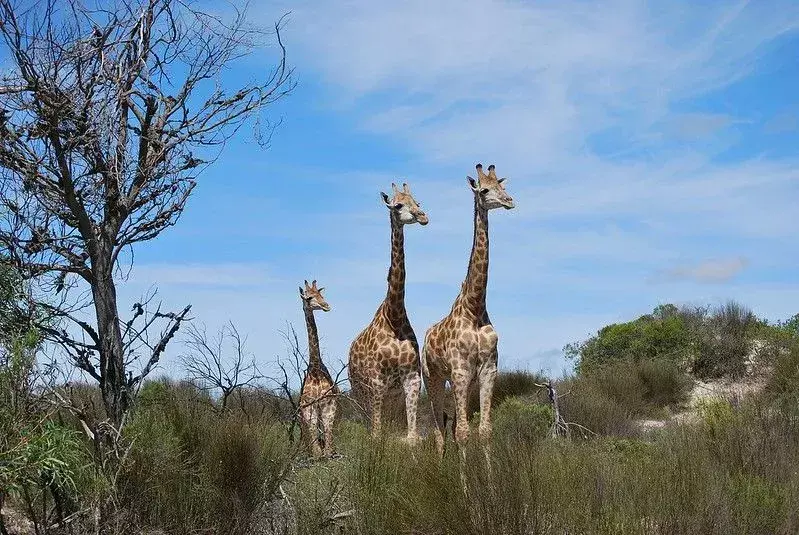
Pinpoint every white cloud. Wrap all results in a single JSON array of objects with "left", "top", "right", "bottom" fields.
[
  {"left": 658, "top": 257, "right": 749, "bottom": 284},
  {"left": 118, "top": 0, "right": 799, "bottom": 379},
  {"left": 275, "top": 0, "right": 799, "bottom": 167}
]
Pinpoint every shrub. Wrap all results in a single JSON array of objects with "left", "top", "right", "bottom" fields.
[
  {"left": 557, "top": 376, "right": 634, "bottom": 437},
  {"left": 636, "top": 358, "right": 692, "bottom": 408},
  {"left": 492, "top": 397, "right": 553, "bottom": 444},
  {"left": 690, "top": 301, "right": 756, "bottom": 379},
  {"left": 566, "top": 304, "right": 692, "bottom": 373},
  {"left": 468, "top": 370, "right": 548, "bottom": 416},
  {"left": 777, "top": 313, "right": 799, "bottom": 338},
  {"left": 765, "top": 340, "right": 799, "bottom": 404},
  {"left": 560, "top": 358, "right": 691, "bottom": 433},
  {"left": 118, "top": 381, "right": 295, "bottom": 534}
]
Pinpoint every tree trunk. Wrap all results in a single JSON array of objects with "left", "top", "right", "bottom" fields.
[{"left": 91, "top": 257, "right": 127, "bottom": 426}]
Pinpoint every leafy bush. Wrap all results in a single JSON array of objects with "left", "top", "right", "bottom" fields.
[
  {"left": 557, "top": 376, "right": 634, "bottom": 437},
  {"left": 557, "top": 358, "right": 691, "bottom": 436},
  {"left": 0, "top": 324, "right": 94, "bottom": 533},
  {"left": 776, "top": 313, "right": 799, "bottom": 338},
  {"left": 568, "top": 300, "right": 769, "bottom": 381},
  {"left": 118, "top": 381, "right": 295, "bottom": 534},
  {"left": 566, "top": 303, "right": 692, "bottom": 373},
  {"left": 636, "top": 358, "right": 693, "bottom": 408},
  {"left": 492, "top": 397, "right": 553, "bottom": 444},
  {"left": 468, "top": 370, "right": 548, "bottom": 417},
  {"left": 690, "top": 301, "right": 756, "bottom": 379},
  {"left": 765, "top": 340, "right": 799, "bottom": 405}
]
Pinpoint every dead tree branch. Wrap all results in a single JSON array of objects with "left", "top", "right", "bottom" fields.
[
  {"left": 0, "top": 0, "right": 294, "bottom": 424},
  {"left": 180, "top": 320, "right": 264, "bottom": 409}
]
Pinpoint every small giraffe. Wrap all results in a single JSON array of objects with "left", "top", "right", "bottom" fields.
[
  {"left": 422, "top": 164, "right": 515, "bottom": 455},
  {"left": 348, "top": 182, "right": 429, "bottom": 443},
  {"left": 298, "top": 279, "right": 339, "bottom": 458}
]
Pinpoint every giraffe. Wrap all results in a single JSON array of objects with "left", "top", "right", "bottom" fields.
[
  {"left": 298, "top": 279, "right": 339, "bottom": 458},
  {"left": 422, "top": 163, "right": 515, "bottom": 455},
  {"left": 348, "top": 182, "right": 429, "bottom": 443}
]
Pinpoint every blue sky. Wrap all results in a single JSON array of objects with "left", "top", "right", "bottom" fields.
[{"left": 114, "top": 0, "right": 799, "bottom": 380}]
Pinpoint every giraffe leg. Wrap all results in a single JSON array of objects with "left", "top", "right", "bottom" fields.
[
  {"left": 320, "top": 396, "right": 337, "bottom": 457},
  {"left": 370, "top": 383, "right": 387, "bottom": 439},
  {"left": 402, "top": 371, "right": 422, "bottom": 444},
  {"left": 478, "top": 357, "right": 498, "bottom": 442},
  {"left": 424, "top": 372, "right": 447, "bottom": 456},
  {"left": 300, "top": 402, "right": 322, "bottom": 458},
  {"left": 452, "top": 367, "right": 474, "bottom": 449}
]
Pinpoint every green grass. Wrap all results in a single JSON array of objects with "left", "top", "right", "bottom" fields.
[{"left": 5, "top": 355, "right": 799, "bottom": 534}]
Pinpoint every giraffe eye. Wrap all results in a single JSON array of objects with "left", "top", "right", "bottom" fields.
[{"left": 393, "top": 203, "right": 404, "bottom": 210}]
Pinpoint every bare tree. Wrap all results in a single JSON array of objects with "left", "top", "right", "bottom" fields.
[
  {"left": 180, "top": 321, "right": 263, "bottom": 409},
  {"left": 0, "top": 0, "right": 294, "bottom": 425}
]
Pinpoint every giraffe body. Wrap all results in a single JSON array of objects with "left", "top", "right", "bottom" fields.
[
  {"left": 348, "top": 183, "right": 428, "bottom": 442},
  {"left": 298, "top": 280, "right": 339, "bottom": 458},
  {"left": 422, "top": 164, "right": 514, "bottom": 455}
]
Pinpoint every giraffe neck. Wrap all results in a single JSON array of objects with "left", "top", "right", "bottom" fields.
[
  {"left": 384, "top": 212, "right": 408, "bottom": 324},
  {"left": 459, "top": 196, "right": 489, "bottom": 318},
  {"left": 303, "top": 304, "right": 322, "bottom": 369}
]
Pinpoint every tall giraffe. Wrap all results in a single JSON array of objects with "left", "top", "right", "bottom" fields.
[
  {"left": 422, "top": 164, "right": 515, "bottom": 455},
  {"left": 348, "top": 182, "right": 428, "bottom": 442},
  {"left": 298, "top": 279, "right": 338, "bottom": 458}
]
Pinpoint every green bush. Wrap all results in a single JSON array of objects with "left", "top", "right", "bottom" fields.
[
  {"left": 558, "top": 376, "right": 634, "bottom": 437},
  {"left": 567, "top": 300, "right": 773, "bottom": 381},
  {"left": 468, "top": 370, "right": 548, "bottom": 417},
  {"left": 690, "top": 301, "right": 756, "bottom": 379},
  {"left": 492, "top": 397, "right": 553, "bottom": 444},
  {"left": 0, "top": 330, "right": 94, "bottom": 532},
  {"left": 765, "top": 340, "right": 799, "bottom": 405},
  {"left": 566, "top": 303, "right": 692, "bottom": 373},
  {"left": 119, "top": 381, "right": 295, "bottom": 534},
  {"left": 556, "top": 359, "right": 691, "bottom": 436},
  {"left": 636, "top": 358, "right": 692, "bottom": 408}
]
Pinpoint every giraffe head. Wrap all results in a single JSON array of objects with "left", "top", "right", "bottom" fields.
[
  {"left": 467, "top": 164, "right": 515, "bottom": 210},
  {"left": 299, "top": 280, "right": 331, "bottom": 312},
  {"left": 380, "top": 182, "right": 429, "bottom": 226}
]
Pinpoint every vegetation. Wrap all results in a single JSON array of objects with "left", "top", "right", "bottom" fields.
[
  {"left": 566, "top": 301, "right": 782, "bottom": 379},
  {"left": 1, "top": 293, "right": 799, "bottom": 533}
]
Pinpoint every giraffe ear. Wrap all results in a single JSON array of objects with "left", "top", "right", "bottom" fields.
[
  {"left": 317, "top": 287, "right": 325, "bottom": 293},
  {"left": 298, "top": 286, "right": 305, "bottom": 297},
  {"left": 497, "top": 177, "right": 506, "bottom": 184},
  {"left": 467, "top": 176, "right": 479, "bottom": 191},
  {"left": 380, "top": 192, "right": 391, "bottom": 206}
]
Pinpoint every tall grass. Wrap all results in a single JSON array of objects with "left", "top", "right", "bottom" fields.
[
  {"left": 6, "top": 358, "right": 799, "bottom": 534},
  {"left": 289, "top": 393, "right": 799, "bottom": 534},
  {"left": 111, "top": 378, "right": 296, "bottom": 534},
  {"left": 558, "top": 358, "right": 691, "bottom": 436}
]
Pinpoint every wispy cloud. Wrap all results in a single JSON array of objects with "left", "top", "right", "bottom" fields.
[
  {"left": 656, "top": 257, "right": 750, "bottom": 284},
  {"left": 132, "top": 0, "right": 799, "bottom": 376}
]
